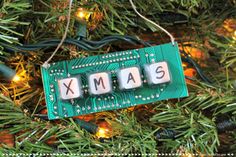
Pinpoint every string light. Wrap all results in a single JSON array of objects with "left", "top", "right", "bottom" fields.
[
  {"left": 96, "top": 127, "right": 110, "bottom": 138},
  {"left": 75, "top": 119, "right": 112, "bottom": 139},
  {"left": 0, "top": 64, "right": 18, "bottom": 82},
  {"left": 95, "top": 121, "right": 113, "bottom": 138},
  {"left": 232, "top": 30, "right": 236, "bottom": 40},
  {"left": 12, "top": 75, "right": 21, "bottom": 82},
  {"left": 75, "top": 8, "right": 91, "bottom": 21},
  {"left": 77, "top": 10, "right": 85, "bottom": 19},
  {"left": 1, "top": 57, "right": 35, "bottom": 106},
  {"left": 185, "top": 153, "right": 193, "bottom": 157}
]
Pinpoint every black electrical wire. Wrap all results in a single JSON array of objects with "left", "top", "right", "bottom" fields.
[
  {"left": 0, "top": 35, "right": 209, "bottom": 83},
  {"left": 155, "top": 129, "right": 176, "bottom": 139},
  {"left": 0, "top": 35, "right": 150, "bottom": 51},
  {"left": 179, "top": 42, "right": 212, "bottom": 84},
  {"left": 155, "top": 119, "right": 236, "bottom": 140},
  {"left": 217, "top": 120, "right": 236, "bottom": 133},
  {"left": 181, "top": 50, "right": 212, "bottom": 84},
  {"left": 33, "top": 113, "right": 98, "bottom": 134}
]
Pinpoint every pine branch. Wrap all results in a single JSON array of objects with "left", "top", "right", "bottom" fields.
[
  {"left": 0, "top": 0, "right": 31, "bottom": 46},
  {"left": 150, "top": 103, "right": 219, "bottom": 154},
  {"left": 0, "top": 0, "right": 236, "bottom": 155}
]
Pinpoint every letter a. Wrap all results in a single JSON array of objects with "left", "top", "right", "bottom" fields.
[{"left": 127, "top": 72, "right": 136, "bottom": 84}]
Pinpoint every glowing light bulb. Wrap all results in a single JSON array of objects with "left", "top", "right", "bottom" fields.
[
  {"left": 96, "top": 127, "right": 109, "bottom": 138},
  {"left": 187, "top": 153, "right": 193, "bottom": 157},
  {"left": 77, "top": 11, "right": 85, "bottom": 19},
  {"left": 233, "top": 30, "right": 236, "bottom": 40},
  {"left": 12, "top": 75, "right": 21, "bottom": 82},
  {"left": 75, "top": 8, "right": 91, "bottom": 21}
]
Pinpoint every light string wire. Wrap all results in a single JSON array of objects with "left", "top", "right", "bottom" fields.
[
  {"left": 42, "top": 0, "right": 73, "bottom": 68},
  {"left": 129, "top": 0, "right": 175, "bottom": 45},
  {"left": 0, "top": 36, "right": 210, "bottom": 83},
  {"left": 42, "top": 0, "right": 174, "bottom": 67}
]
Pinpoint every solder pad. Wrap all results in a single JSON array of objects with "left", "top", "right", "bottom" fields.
[{"left": 41, "top": 42, "right": 188, "bottom": 120}]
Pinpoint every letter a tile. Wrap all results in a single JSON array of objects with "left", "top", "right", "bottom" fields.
[{"left": 117, "top": 66, "right": 142, "bottom": 90}]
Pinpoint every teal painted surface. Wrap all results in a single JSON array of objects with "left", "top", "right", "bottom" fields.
[{"left": 41, "top": 42, "right": 188, "bottom": 120}]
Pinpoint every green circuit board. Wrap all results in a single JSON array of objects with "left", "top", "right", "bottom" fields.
[{"left": 41, "top": 42, "right": 188, "bottom": 120}]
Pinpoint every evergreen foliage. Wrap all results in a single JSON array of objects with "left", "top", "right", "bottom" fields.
[{"left": 0, "top": 0, "right": 236, "bottom": 156}]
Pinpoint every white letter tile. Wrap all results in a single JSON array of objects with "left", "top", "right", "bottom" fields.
[
  {"left": 88, "top": 72, "right": 112, "bottom": 95},
  {"left": 144, "top": 61, "right": 171, "bottom": 85},
  {"left": 58, "top": 77, "right": 82, "bottom": 100},
  {"left": 117, "top": 66, "right": 142, "bottom": 90}
]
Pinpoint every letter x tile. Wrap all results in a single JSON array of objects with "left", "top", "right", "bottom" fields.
[{"left": 58, "top": 77, "right": 82, "bottom": 100}]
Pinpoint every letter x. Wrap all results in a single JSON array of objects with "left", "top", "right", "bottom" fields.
[{"left": 63, "top": 79, "right": 74, "bottom": 95}]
